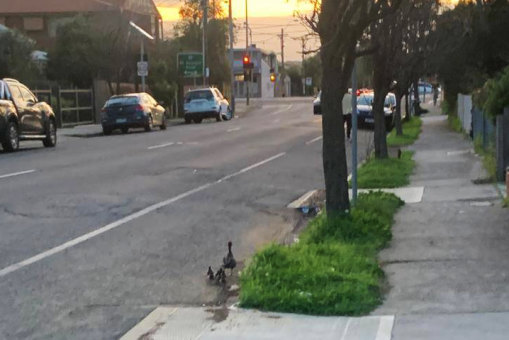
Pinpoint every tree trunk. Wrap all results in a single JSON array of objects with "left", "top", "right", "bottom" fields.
[
  {"left": 395, "top": 90, "right": 403, "bottom": 135},
  {"left": 412, "top": 79, "right": 420, "bottom": 115},
  {"left": 320, "top": 53, "right": 350, "bottom": 213},
  {"left": 404, "top": 92, "right": 411, "bottom": 122},
  {"left": 373, "top": 90, "right": 389, "bottom": 159}
]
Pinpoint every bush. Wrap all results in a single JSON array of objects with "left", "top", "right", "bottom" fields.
[
  {"left": 239, "top": 192, "right": 404, "bottom": 316},
  {"left": 483, "top": 66, "right": 509, "bottom": 117}
]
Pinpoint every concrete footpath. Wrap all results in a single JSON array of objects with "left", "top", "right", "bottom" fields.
[
  {"left": 120, "top": 306, "right": 394, "bottom": 340},
  {"left": 375, "top": 108, "right": 509, "bottom": 339}
]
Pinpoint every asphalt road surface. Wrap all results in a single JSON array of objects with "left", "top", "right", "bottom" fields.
[{"left": 0, "top": 97, "right": 373, "bottom": 339}]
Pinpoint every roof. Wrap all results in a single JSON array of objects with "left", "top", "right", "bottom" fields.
[{"left": 0, "top": 0, "right": 160, "bottom": 17}]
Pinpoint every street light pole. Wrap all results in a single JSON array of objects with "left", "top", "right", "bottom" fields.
[
  {"left": 245, "top": 0, "right": 250, "bottom": 106},
  {"left": 229, "top": 0, "right": 235, "bottom": 116},
  {"left": 351, "top": 59, "right": 358, "bottom": 205},
  {"left": 140, "top": 38, "right": 145, "bottom": 92},
  {"left": 202, "top": 0, "right": 208, "bottom": 86}
]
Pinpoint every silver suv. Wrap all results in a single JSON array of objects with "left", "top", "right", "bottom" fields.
[{"left": 183, "top": 88, "right": 232, "bottom": 124}]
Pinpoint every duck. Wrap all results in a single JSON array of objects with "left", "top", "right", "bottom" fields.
[{"left": 223, "top": 241, "right": 237, "bottom": 276}]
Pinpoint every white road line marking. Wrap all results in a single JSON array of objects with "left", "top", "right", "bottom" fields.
[
  {"left": 339, "top": 318, "right": 352, "bottom": 340},
  {"left": 0, "top": 169, "right": 36, "bottom": 180},
  {"left": 375, "top": 315, "right": 395, "bottom": 340},
  {"left": 147, "top": 142, "right": 174, "bottom": 150},
  {"left": 227, "top": 127, "right": 241, "bottom": 132},
  {"left": 0, "top": 152, "right": 286, "bottom": 278},
  {"left": 305, "top": 136, "right": 323, "bottom": 145},
  {"left": 271, "top": 104, "right": 293, "bottom": 115}
]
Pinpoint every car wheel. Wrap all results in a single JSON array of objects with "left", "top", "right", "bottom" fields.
[
  {"left": 2, "top": 121, "right": 19, "bottom": 152},
  {"left": 222, "top": 107, "right": 232, "bottom": 121},
  {"left": 103, "top": 127, "right": 112, "bottom": 135},
  {"left": 193, "top": 118, "right": 203, "bottom": 124},
  {"left": 160, "top": 115, "right": 167, "bottom": 130},
  {"left": 145, "top": 116, "right": 153, "bottom": 132},
  {"left": 43, "top": 119, "right": 57, "bottom": 147},
  {"left": 184, "top": 117, "right": 191, "bottom": 124},
  {"left": 121, "top": 127, "right": 129, "bottom": 134}
]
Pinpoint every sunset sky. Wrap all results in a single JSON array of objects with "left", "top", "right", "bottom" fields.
[
  {"left": 156, "top": 0, "right": 313, "bottom": 22},
  {"left": 155, "top": 0, "right": 460, "bottom": 61}
]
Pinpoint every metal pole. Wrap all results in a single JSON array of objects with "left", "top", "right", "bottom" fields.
[
  {"left": 229, "top": 0, "right": 235, "bottom": 116},
  {"left": 351, "top": 60, "right": 358, "bottom": 205},
  {"left": 141, "top": 39, "right": 145, "bottom": 92},
  {"left": 202, "top": 0, "right": 208, "bottom": 86},
  {"left": 245, "top": 0, "right": 250, "bottom": 106}
]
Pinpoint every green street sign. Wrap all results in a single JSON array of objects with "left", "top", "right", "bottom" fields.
[{"left": 178, "top": 53, "right": 203, "bottom": 78}]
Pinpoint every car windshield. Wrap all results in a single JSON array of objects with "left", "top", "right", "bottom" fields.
[
  {"left": 185, "top": 90, "right": 214, "bottom": 103},
  {"left": 358, "top": 94, "right": 374, "bottom": 106},
  {"left": 106, "top": 96, "right": 139, "bottom": 107}
]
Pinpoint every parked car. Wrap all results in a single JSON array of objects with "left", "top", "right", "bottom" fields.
[
  {"left": 357, "top": 93, "right": 395, "bottom": 130},
  {"left": 101, "top": 93, "right": 166, "bottom": 135},
  {"left": 0, "top": 78, "right": 57, "bottom": 152},
  {"left": 183, "top": 88, "right": 232, "bottom": 124}
]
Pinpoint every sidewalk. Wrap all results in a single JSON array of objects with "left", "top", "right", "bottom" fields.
[
  {"left": 120, "top": 306, "right": 394, "bottom": 340},
  {"left": 375, "top": 105, "right": 509, "bottom": 339}
]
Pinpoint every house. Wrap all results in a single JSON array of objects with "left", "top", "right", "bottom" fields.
[
  {"left": 231, "top": 45, "right": 281, "bottom": 99},
  {"left": 0, "top": 0, "right": 162, "bottom": 50}
]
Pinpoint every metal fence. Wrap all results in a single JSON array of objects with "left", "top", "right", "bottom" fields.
[
  {"left": 33, "top": 87, "right": 95, "bottom": 128},
  {"left": 58, "top": 88, "right": 94, "bottom": 127},
  {"left": 472, "top": 107, "right": 496, "bottom": 150}
]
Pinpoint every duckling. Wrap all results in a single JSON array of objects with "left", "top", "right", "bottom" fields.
[{"left": 207, "top": 266, "right": 215, "bottom": 281}]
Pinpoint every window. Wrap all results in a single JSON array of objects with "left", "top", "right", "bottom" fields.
[
  {"left": 23, "top": 17, "right": 44, "bottom": 31},
  {"left": 9, "top": 86, "right": 25, "bottom": 106},
  {"left": 19, "top": 86, "right": 37, "bottom": 103}
]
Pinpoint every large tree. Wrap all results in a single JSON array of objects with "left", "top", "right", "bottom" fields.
[
  {"left": 303, "top": 0, "right": 402, "bottom": 213},
  {"left": 0, "top": 29, "right": 40, "bottom": 83},
  {"left": 371, "top": 0, "right": 439, "bottom": 157},
  {"left": 47, "top": 15, "right": 134, "bottom": 92}
]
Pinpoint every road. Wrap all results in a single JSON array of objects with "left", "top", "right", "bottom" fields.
[{"left": 0, "top": 97, "right": 373, "bottom": 339}]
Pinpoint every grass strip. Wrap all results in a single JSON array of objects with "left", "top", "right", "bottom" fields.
[
  {"left": 387, "top": 117, "right": 422, "bottom": 147},
  {"left": 355, "top": 151, "right": 415, "bottom": 189},
  {"left": 239, "top": 191, "right": 404, "bottom": 316}
]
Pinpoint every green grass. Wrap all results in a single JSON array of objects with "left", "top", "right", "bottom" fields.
[
  {"left": 474, "top": 137, "right": 497, "bottom": 180},
  {"left": 503, "top": 197, "right": 509, "bottom": 208},
  {"left": 387, "top": 117, "right": 422, "bottom": 147},
  {"left": 448, "top": 114, "right": 463, "bottom": 133},
  {"left": 355, "top": 151, "right": 415, "bottom": 189},
  {"left": 239, "top": 192, "right": 404, "bottom": 316}
]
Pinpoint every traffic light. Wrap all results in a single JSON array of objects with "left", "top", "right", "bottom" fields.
[
  {"left": 243, "top": 55, "right": 250, "bottom": 66},
  {"left": 243, "top": 55, "right": 254, "bottom": 70}
]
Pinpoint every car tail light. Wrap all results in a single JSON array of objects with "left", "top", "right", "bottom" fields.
[{"left": 135, "top": 104, "right": 144, "bottom": 112}]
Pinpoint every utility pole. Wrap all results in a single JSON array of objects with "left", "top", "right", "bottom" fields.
[
  {"left": 228, "top": 0, "right": 235, "bottom": 116},
  {"left": 279, "top": 28, "right": 285, "bottom": 97},
  {"left": 351, "top": 60, "right": 358, "bottom": 205},
  {"left": 202, "top": 0, "right": 208, "bottom": 86},
  {"left": 245, "top": 0, "right": 250, "bottom": 105},
  {"left": 301, "top": 37, "right": 306, "bottom": 96}
]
